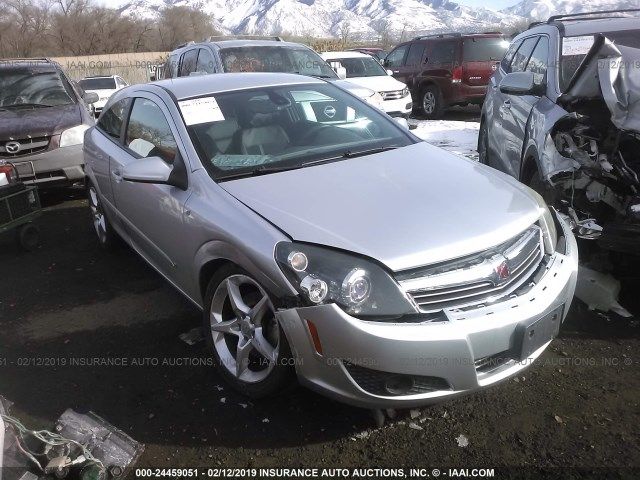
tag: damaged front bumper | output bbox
[277,215,578,408]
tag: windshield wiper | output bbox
[342,145,400,158]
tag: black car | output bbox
[479,10,640,256]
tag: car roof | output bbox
[0,58,58,71]
[152,72,325,100]
[321,51,370,59]
[561,17,640,36]
[524,16,639,38]
[82,75,118,79]
[185,39,310,51]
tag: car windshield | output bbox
[219,46,337,78]
[79,77,116,90]
[463,37,509,61]
[184,83,414,181]
[0,68,75,108]
[560,29,640,91]
[330,56,388,78]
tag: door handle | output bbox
[111,169,123,183]
[502,100,511,109]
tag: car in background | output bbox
[0,58,97,187]
[321,51,412,118]
[385,33,509,118]
[161,37,385,109]
[84,72,577,408]
[79,75,128,117]
[348,47,387,63]
[479,10,640,257]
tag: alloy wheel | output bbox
[423,91,436,114]
[209,274,280,383]
[88,186,107,244]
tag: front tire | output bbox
[203,265,294,398]
[88,182,117,250]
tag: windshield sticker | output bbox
[178,97,225,125]
[562,36,595,56]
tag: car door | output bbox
[90,97,132,216]
[178,48,199,77]
[109,93,191,283]
[422,40,457,101]
[499,36,548,176]
[384,44,410,83]
[486,38,522,172]
[400,41,427,93]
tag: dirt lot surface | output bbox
[1,185,639,479]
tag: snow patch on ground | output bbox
[410,119,480,161]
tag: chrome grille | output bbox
[380,90,405,100]
[398,226,544,312]
[0,136,50,158]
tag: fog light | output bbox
[287,251,308,272]
[300,275,328,304]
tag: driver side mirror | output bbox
[83,92,99,104]
[499,71,543,96]
[122,153,188,190]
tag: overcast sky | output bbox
[97,0,520,10]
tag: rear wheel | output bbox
[16,224,40,251]
[421,85,444,119]
[203,265,294,398]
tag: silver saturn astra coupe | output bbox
[84,72,578,408]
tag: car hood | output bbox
[331,79,375,99]
[0,103,81,139]
[562,35,640,132]
[342,75,407,93]
[221,142,542,272]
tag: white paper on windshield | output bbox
[562,36,595,56]
[178,97,225,125]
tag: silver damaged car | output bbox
[84,73,578,408]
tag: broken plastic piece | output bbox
[575,265,632,317]
[55,410,144,476]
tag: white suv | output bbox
[79,75,128,117]
[322,51,412,118]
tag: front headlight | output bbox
[276,242,416,317]
[401,87,410,97]
[365,91,385,108]
[527,187,558,253]
[59,124,89,147]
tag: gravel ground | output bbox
[1,115,639,478]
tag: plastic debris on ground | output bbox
[575,265,632,317]
[456,434,469,447]
[179,327,204,346]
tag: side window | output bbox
[97,98,131,140]
[196,48,216,74]
[179,49,198,77]
[385,45,408,68]
[405,43,426,66]
[116,77,127,87]
[428,41,456,64]
[125,98,178,164]
[509,37,538,73]
[525,37,549,86]
[500,40,522,72]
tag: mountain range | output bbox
[117,0,637,39]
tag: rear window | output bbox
[463,37,509,62]
[219,46,336,78]
[79,77,116,90]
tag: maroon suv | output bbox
[384,33,508,118]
